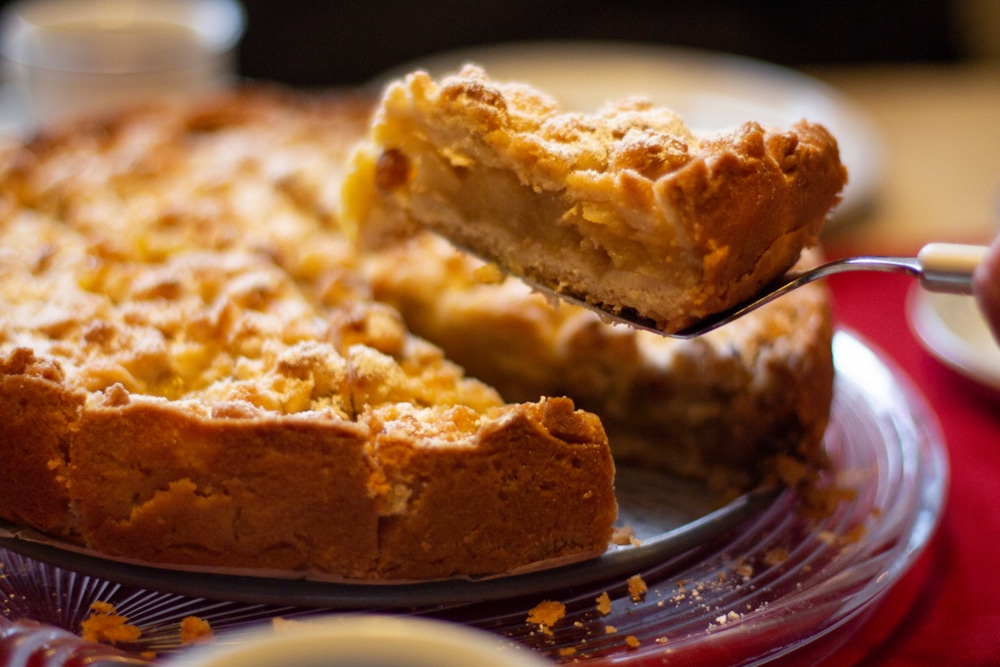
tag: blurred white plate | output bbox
[381,41,884,223]
[908,287,1000,391]
[168,615,553,667]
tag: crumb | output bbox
[841,524,867,544]
[605,625,617,634]
[80,602,141,645]
[655,636,669,645]
[773,453,813,487]
[625,635,640,649]
[763,546,790,566]
[714,611,741,626]
[627,574,647,601]
[800,483,857,518]
[558,647,577,657]
[472,263,506,284]
[595,591,612,615]
[180,616,213,645]
[611,525,639,546]
[734,561,754,579]
[527,600,566,631]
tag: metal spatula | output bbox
[534,243,988,339]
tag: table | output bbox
[811,61,1000,666]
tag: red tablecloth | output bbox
[823,265,1000,666]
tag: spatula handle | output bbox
[917,243,988,294]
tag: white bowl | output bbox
[0,0,245,126]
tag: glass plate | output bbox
[0,331,947,666]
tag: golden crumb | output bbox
[611,525,640,546]
[88,601,116,614]
[179,616,214,645]
[773,453,813,488]
[80,602,141,645]
[800,483,857,519]
[714,611,742,626]
[625,635,640,649]
[840,524,867,544]
[763,546,790,566]
[595,591,612,615]
[558,647,577,657]
[605,625,617,634]
[472,263,506,284]
[527,600,566,629]
[627,574,648,601]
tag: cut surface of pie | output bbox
[341,65,848,333]
[361,233,835,495]
[0,89,617,580]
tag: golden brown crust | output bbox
[0,350,81,537]
[0,87,617,580]
[341,66,847,332]
[371,399,616,578]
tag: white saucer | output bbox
[908,287,1000,392]
[382,41,884,222]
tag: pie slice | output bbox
[341,65,848,333]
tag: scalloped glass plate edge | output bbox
[593,330,949,666]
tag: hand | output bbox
[973,234,1000,344]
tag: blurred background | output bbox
[0,0,996,88]
[229,0,997,86]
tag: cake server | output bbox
[538,242,988,339]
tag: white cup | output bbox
[165,614,555,667]
[0,0,245,128]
